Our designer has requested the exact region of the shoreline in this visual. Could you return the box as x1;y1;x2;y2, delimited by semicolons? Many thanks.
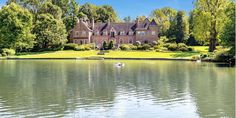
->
0;56;223;63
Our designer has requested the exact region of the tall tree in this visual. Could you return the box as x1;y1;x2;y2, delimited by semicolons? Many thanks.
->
193;0;230;52
33;13;67;50
175;11;189;43
220;2;235;55
167;11;189;43
151;7;177;36
78;3;118;23
78;3;98;21
0;3;35;52
51;0;79;31
39;2;62;19
123;16;131;22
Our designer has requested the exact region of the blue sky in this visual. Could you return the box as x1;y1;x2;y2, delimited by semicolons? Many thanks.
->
0;0;194;19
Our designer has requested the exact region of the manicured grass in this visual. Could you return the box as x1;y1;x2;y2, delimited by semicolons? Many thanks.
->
12;50;202;59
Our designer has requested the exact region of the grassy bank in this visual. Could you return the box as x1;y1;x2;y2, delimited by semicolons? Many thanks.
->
2;46;209;59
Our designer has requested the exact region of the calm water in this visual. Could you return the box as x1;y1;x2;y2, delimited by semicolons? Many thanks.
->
0;60;234;118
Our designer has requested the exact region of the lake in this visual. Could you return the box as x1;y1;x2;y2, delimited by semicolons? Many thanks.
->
0;60;235;118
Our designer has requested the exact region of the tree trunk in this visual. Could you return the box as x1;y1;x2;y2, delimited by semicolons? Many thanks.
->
209;20;217;52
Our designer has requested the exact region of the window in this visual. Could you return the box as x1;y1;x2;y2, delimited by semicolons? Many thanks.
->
75;31;79;36
103;31;108;35
152;31;156;35
95;31;99;35
111;32;115;37
137;31;145;36
120;31;125;35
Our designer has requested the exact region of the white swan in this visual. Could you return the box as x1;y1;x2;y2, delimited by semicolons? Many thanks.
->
115;63;125;67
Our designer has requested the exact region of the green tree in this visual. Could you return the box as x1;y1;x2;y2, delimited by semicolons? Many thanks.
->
33;13;67;50
102;41;108;50
151;7;177;36
108;40;114;49
167;11;189;43
123;16;131;22
51;0;79;32
78;3;98;21
220;2;235;55
78;3;118;23
193;0;230;52
0;3;35;52
39;2;62;19
136;15;147;22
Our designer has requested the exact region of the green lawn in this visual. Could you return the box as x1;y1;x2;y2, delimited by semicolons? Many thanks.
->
3;46;211;59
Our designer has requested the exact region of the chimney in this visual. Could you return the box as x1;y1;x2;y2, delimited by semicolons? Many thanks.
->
107;19;110;26
135;18;140;27
91;18;95;30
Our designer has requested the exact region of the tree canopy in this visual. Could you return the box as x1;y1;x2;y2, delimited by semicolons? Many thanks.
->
0;3;35;52
78;3;118;23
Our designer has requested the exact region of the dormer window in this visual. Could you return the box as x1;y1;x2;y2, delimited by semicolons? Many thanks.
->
120;31;125;35
95;31;100;35
103;31;108;35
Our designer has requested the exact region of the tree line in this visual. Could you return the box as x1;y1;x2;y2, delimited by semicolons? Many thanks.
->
0;0;235;56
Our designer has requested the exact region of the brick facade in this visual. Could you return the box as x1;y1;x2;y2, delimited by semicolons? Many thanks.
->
70;18;159;48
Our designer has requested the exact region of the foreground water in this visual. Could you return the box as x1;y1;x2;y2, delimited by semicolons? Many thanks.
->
0;60;234;118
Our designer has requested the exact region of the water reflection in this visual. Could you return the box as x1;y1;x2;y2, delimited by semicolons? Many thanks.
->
0;60;234;117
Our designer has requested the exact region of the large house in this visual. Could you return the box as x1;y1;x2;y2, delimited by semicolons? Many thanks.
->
70;18;159;48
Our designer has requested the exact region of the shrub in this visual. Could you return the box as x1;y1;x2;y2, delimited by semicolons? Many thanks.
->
142;44;151;50
130;45;137;50
213;50;231;61
0;48;15;56
188;47;193;51
167;43;178;51
163;43;171;48
177;43;187;48
178;47;188;52
64;43;78;50
120;44;131;50
75;45;85;51
176;43;189;52
108;40;114;49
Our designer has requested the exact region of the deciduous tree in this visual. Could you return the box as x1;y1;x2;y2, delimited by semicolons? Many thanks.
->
0;3;35;52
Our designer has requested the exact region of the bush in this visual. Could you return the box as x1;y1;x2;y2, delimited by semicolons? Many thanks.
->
177;43;187;48
64;43;78;50
167;43;178;51
0;48;16;56
75;45;85;51
142;44;151;50
120;44;131;50
213;50;231;61
178;47;188;52
188;47;193;51
163;43;171;48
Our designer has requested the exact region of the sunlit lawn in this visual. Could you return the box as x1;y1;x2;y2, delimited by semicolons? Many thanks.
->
4;46;213;59
12;50;201;59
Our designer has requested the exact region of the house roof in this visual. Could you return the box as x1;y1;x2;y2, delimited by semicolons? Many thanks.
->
93;19;157;34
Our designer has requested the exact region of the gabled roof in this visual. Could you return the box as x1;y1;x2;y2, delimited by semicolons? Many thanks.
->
149;19;158;26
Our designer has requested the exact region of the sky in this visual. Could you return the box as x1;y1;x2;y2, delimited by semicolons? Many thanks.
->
0;0;195;19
